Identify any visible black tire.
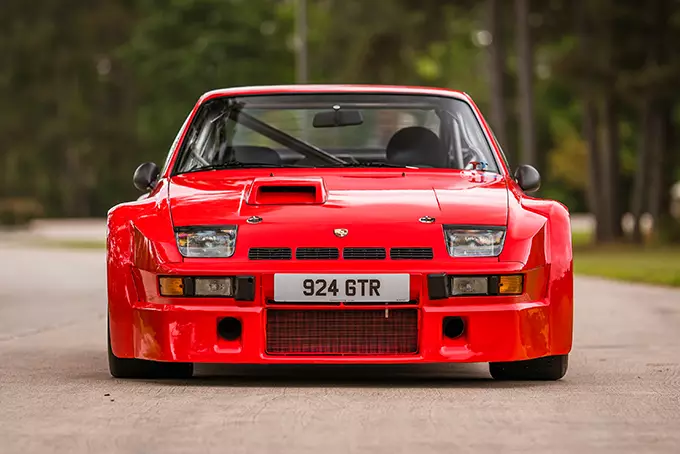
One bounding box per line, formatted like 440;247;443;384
107;320;193;379
489;354;568;381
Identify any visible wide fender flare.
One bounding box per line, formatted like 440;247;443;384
501;187;573;354
106;180;180;357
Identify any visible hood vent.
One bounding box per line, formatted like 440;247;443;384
256;185;317;204
245;177;327;205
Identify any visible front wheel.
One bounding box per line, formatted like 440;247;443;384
489;354;568;381
108;320;193;379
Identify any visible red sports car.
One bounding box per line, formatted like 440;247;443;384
107;85;573;380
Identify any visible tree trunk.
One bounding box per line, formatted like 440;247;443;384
592;0;623;242
658;102;680;242
577;0;605;241
630;0;680;242
487;0;508;153
515;0;536;167
631;98;652;243
648;100;678;242
645;0;679;242
599;95;623;241
647;103;664;223
583;98;604;240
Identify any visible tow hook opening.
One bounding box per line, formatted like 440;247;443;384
217;317;242;341
443;316;465;339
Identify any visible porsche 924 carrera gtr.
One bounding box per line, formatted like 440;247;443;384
107;85;573;380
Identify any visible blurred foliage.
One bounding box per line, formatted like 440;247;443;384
0;0;679;241
0;0;139;215
544;122;588;212
123;0;296;153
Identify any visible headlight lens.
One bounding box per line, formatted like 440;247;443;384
175;226;237;257
443;226;506;257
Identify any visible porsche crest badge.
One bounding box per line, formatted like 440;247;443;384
334;228;349;238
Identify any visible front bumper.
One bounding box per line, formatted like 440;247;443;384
111;263;571;364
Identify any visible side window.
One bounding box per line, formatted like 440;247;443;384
175;108;225;171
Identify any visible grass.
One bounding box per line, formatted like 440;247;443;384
572;230;680;287
571;230;594;248
34;238;106;250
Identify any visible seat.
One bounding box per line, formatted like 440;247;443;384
385;126;447;168
229;146;283;165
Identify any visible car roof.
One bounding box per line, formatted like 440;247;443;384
198;84;471;103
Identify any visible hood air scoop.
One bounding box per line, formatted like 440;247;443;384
245;176;327;205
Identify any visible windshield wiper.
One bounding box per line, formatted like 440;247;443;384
181;161;305;174
342;161;419;169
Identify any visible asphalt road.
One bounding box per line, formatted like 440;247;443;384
1;242;679;454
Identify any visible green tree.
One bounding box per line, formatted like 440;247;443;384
0;0;138;217
123;0;296;158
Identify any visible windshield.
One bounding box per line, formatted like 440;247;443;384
173;93;499;174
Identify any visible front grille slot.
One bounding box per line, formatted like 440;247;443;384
266;299;416;306
248;247;292;260
266;309;418;355
267;299;341;306
342;299;417;306
390;247;434;259
343;247;386;260
296;247;339;260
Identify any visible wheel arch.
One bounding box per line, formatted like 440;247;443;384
107;180;179;358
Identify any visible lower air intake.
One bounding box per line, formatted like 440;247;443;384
266;309;418;355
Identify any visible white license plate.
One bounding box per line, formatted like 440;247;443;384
273;274;410;302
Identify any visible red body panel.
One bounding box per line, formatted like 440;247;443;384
169;170;508;227
107;85;573;365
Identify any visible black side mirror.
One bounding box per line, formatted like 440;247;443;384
133;162;160;193
514;164;541;193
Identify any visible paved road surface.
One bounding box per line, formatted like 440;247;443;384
1;241;679;454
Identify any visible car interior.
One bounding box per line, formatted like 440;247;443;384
225;126;449;168
174;96;497;173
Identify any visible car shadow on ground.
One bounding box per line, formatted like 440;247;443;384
125;363;554;389
55;348;560;389
37;348;558;389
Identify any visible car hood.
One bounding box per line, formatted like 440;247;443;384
168;169;508;227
